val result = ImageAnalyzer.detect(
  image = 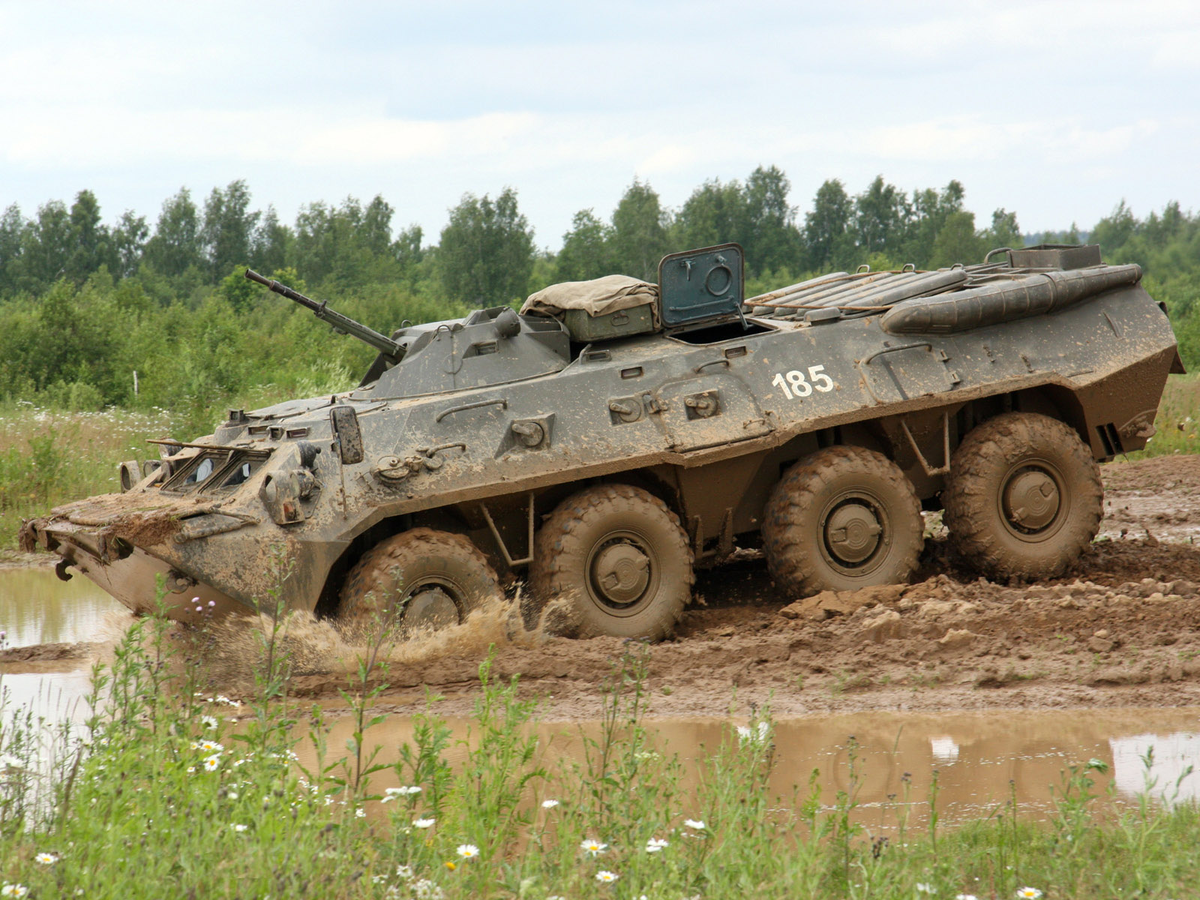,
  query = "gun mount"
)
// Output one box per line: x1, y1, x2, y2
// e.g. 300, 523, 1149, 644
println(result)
244, 269, 405, 362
